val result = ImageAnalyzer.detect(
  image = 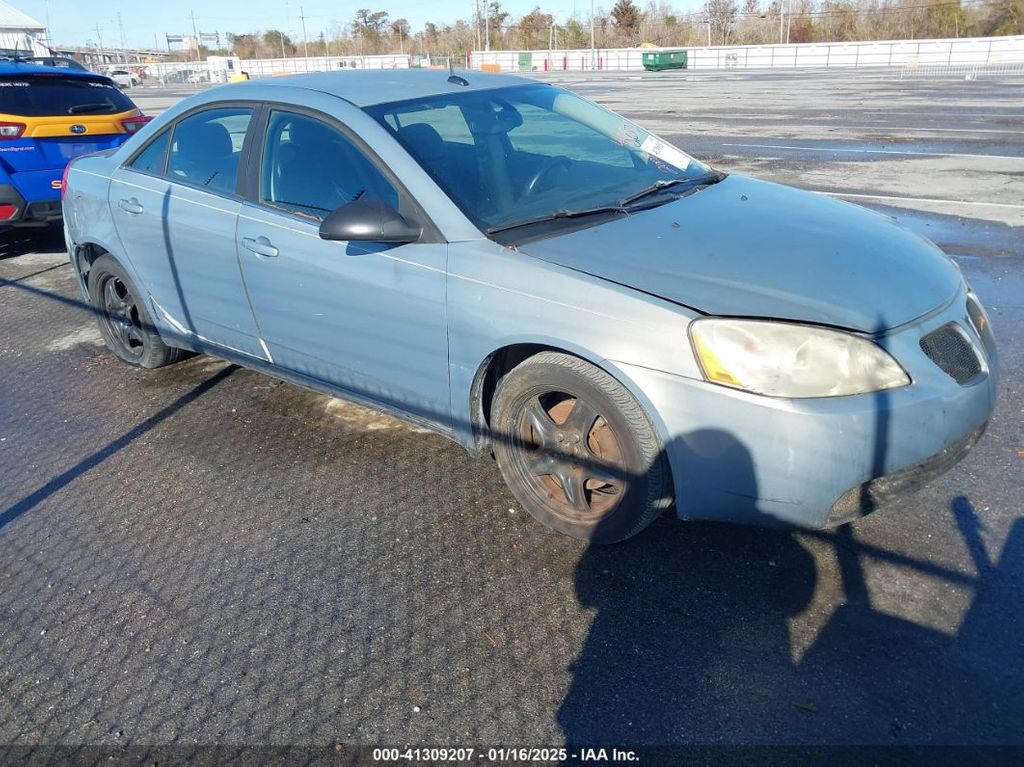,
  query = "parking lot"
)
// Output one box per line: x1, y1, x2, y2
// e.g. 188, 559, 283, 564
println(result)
1, 69, 1022, 749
